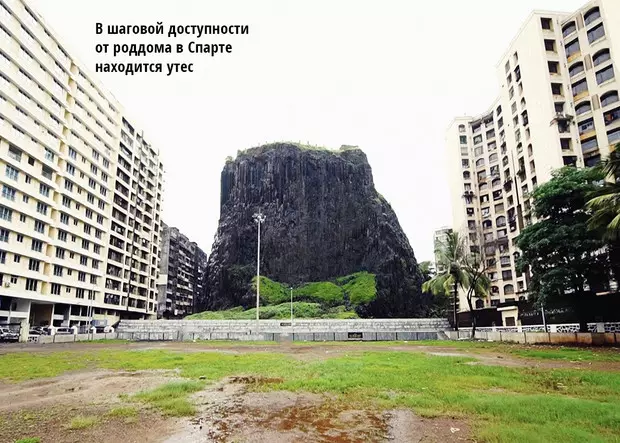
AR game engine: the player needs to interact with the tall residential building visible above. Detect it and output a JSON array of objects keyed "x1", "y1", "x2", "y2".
[
  {"x1": 446, "y1": 0, "x2": 619, "y2": 313},
  {"x1": 157, "y1": 223, "x2": 207, "y2": 318},
  {"x1": 0, "y1": 0, "x2": 164, "y2": 328},
  {"x1": 433, "y1": 227, "x2": 452, "y2": 274}
]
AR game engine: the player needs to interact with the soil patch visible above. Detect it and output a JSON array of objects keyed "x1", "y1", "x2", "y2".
[
  {"x1": 0, "y1": 369, "x2": 180, "y2": 412},
  {"x1": 0, "y1": 404, "x2": 170, "y2": 443},
  {"x1": 165, "y1": 377, "x2": 473, "y2": 442}
]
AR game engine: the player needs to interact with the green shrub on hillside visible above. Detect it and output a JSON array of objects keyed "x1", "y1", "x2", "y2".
[
  {"x1": 338, "y1": 272, "x2": 377, "y2": 306},
  {"x1": 294, "y1": 281, "x2": 344, "y2": 306},
  {"x1": 252, "y1": 276, "x2": 289, "y2": 305}
]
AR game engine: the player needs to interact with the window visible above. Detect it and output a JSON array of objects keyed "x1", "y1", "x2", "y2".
[
  {"x1": 601, "y1": 91, "x2": 619, "y2": 108},
  {"x1": 82, "y1": 239, "x2": 90, "y2": 250},
  {"x1": 66, "y1": 164, "x2": 75, "y2": 175},
  {"x1": 78, "y1": 271, "x2": 86, "y2": 282},
  {"x1": 596, "y1": 65, "x2": 614, "y2": 85},
  {"x1": 0, "y1": 205, "x2": 13, "y2": 222},
  {"x1": 56, "y1": 247, "x2": 65, "y2": 259},
  {"x1": 34, "y1": 220, "x2": 45, "y2": 233},
  {"x1": 8, "y1": 146, "x2": 22, "y2": 162},
  {"x1": 504, "y1": 284, "x2": 515, "y2": 295},
  {"x1": 0, "y1": 229, "x2": 8, "y2": 242},
  {"x1": 13, "y1": 254, "x2": 20, "y2": 263},
  {"x1": 68, "y1": 147, "x2": 77, "y2": 159},
  {"x1": 562, "y1": 21, "x2": 576, "y2": 37},
  {"x1": 584, "y1": 7, "x2": 600, "y2": 26},
  {"x1": 31, "y1": 239, "x2": 43, "y2": 252},
  {"x1": 502, "y1": 270, "x2": 513, "y2": 280},
  {"x1": 36, "y1": 202, "x2": 48, "y2": 215},
  {"x1": 473, "y1": 135, "x2": 482, "y2": 145},
  {"x1": 489, "y1": 153, "x2": 498, "y2": 163},
  {"x1": 604, "y1": 107, "x2": 620, "y2": 126},
  {"x1": 561, "y1": 138, "x2": 572, "y2": 151},
  {"x1": 551, "y1": 83, "x2": 563, "y2": 96},
  {"x1": 93, "y1": 244, "x2": 101, "y2": 254},
  {"x1": 80, "y1": 255, "x2": 88, "y2": 265},
  {"x1": 541, "y1": 17, "x2": 552, "y2": 30},
  {"x1": 58, "y1": 230, "x2": 67, "y2": 242},
  {"x1": 579, "y1": 118, "x2": 595, "y2": 135},
  {"x1": 588, "y1": 23, "x2": 605, "y2": 44},
  {"x1": 581, "y1": 137, "x2": 598, "y2": 152},
  {"x1": 548, "y1": 61, "x2": 559, "y2": 74},
  {"x1": 76, "y1": 288, "x2": 85, "y2": 299},
  {"x1": 62, "y1": 196, "x2": 71, "y2": 208},
  {"x1": 5, "y1": 165, "x2": 18, "y2": 181},
  {"x1": 39, "y1": 183, "x2": 50, "y2": 197},
  {"x1": 16, "y1": 234, "x2": 23, "y2": 242},
  {"x1": 609, "y1": 128, "x2": 620, "y2": 144},
  {"x1": 565, "y1": 39, "x2": 580, "y2": 58},
  {"x1": 53, "y1": 265, "x2": 63, "y2": 276},
  {"x1": 572, "y1": 78, "x2": 588, "y2": 96},
  {"x1": 544, "y1": 39, "x2": 556, "y2": 52},
  {"x1": 28, "y1": 258, "x2": 40, "y2": 272},
  {"x1": 569, "y1": 62, "x2": 584, "y2": 77},
  {"x1": 576, "y1": 101, "x2": 592, "y2": 115},
  {"x1": 463, "y1": 171, "x2": 471, "y2": 180},
  {"x1": 2, "y1": 185, "x2": 16, "y2": 201},
  {"x1": 41, "y1": 165, "x2": 52, "y2": 180},
  {"x1": 476, "y1": 158, "x2": 485, "y2": 167},
  {"x1": 44, "y1": 148, "x2": 55, "y2": 162},
  {"x1": 593, "y1": 49, "x2": 611, "y2": 67},
  {"x1": 51, "y1": 283, "x2": 61, "y2": 295},
  {"x1": 60, "y1": 213, "x2": 69, "y2": 224},
  {"x1": 459, "y1": 135, "x2": 467, "y2": 144},
  {"x1": 462, "y1": 159, "x2": 470, "y2": 169},
  {"x1": 25, "y1": 279, "x2": 38, "y2": 291}
]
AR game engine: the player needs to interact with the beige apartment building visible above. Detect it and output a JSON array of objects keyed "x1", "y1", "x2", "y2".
[
  {"x1": 0, "y1": 0, "x2": 164, "y2": 328},
  {"x1": 446, "y1": 0, "x2": 620, "y2": 315}
]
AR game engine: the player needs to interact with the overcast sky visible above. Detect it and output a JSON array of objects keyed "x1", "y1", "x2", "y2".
[{"x1": 32, "y1": 0, "x2": 584, "y2": 263}]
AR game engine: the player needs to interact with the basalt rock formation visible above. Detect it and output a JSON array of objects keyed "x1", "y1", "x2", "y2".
[{"x1": 201, "y1": 143, "x2": 432, "y2": 317}]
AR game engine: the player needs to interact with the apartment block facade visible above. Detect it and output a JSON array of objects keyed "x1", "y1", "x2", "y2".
[
  {"x1": 157, "y1": 223, "x2": 207, "y2": 318},
  {"x1": 446, "y1": 0, "x2": 620, "y2": 313},
  {"x1": 0, "y1": 0, "x2": 164, "y2": 328}
]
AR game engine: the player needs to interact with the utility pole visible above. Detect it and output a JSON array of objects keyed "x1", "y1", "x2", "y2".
[
  {"x1": 290, "y1": 286, "x2": 293, "y2": 325},
  {"x1": 253, "y1": 212, "x2": 266, "y2": 332}
]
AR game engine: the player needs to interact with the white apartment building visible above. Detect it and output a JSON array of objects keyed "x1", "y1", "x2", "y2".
[
  {"x1": 446, "y1": 0, "x2": 620, "y2": 315},
  {"x1": 433, "y1": 227, "x2": 452, "y2": 275},
  {"x1": 0, "y1": 0, "x2": 164, "y2": 328}
]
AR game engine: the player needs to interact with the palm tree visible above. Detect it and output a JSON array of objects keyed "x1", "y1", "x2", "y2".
[
  {"x1": 422, "y1": 231, "x2": 471, "y2": 331},
  {"x1": 587, "y1": 145, "x2": 620, "y2": 240}
]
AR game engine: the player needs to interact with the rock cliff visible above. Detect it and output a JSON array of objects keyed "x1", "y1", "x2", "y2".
[{"x1": 202, "y1": 142, "x2": 431, "y2": 317}]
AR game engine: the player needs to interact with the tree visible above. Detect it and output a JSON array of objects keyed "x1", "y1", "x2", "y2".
[
  {"x1": 516, "y1": 167, "x2": 609, "y2": 332},
  {"x1": 422, "y1": 231, "x2": 470, "y2": 331},
  {"x1": 587, "y1": 145, "x2": 620, "y2": 239},
  {"x1": 462, "y1": 228, "x2": 491, "y2": 337},
  {"x1": 586, "y1": 145, "x2": 620, "y2": 281}
]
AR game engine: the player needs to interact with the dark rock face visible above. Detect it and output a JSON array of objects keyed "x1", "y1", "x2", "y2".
[{"x1": 202, "y1": 143, "x2": 430, "y2": 317}]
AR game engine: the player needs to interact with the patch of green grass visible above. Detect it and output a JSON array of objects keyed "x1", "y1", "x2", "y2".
[
  {"x1": 14, "y1": 438, "x2": 41, "y2": 443},
  {"x1": 67, "y1": 415, "x2": 99, "y2": 430},
  {"x1": 107, "y1": 406, "x2": 138, "y2": 418},
  {"x1": 0, "y1": 352, "x2": 90, "y2": 382},
  {"x1": 133, "y1": 381, "x2": 204, "y2": 416}
]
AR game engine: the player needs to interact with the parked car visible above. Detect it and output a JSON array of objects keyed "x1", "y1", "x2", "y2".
[
  {"x1": 0, "y1": 328, "x2": 19, "y2": 342},
  {"x1": 55, "y1": 327, "x2": 74, "y2": 335}
]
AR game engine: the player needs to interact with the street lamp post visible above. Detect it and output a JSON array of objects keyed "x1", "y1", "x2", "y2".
[
  {"x1": 290, "y1": 287, "x2": 293, "y2": 324},
  {"x1": 253, "y1": 212, "x2": 266, "y2": 332}
]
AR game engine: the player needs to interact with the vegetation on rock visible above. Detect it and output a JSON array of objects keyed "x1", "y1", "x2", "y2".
[{"x1": 189, "y1": 272, "x2": 375, "y2": 319}]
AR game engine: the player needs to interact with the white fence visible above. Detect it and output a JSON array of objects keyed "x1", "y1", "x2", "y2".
[{"x1": 476, "y1": 322, "x2": 620, "y2": 334}]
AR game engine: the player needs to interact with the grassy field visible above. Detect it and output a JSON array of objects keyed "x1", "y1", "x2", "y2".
[{"x1": 1, "y1": 342, "x2": 619, "y2": 442}]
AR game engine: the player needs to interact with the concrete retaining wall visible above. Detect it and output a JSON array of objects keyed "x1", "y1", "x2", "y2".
[
  {"x1": 31, "y1": 333, "x2": 119, "y2": 344},
  {"x1": 445, "y1": 330, "x2": 620, "y2": 346},
  {"x1": 117, "y1": 318, "x2": 451, "y2": 335}
]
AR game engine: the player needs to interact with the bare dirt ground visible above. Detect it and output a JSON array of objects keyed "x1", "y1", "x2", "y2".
[
  {"x1": 164, "y1": 376, "x2": 471, "y2": 443},
  {"x1": 0, "y1": 369, "x2": 180, "y2": 443}
]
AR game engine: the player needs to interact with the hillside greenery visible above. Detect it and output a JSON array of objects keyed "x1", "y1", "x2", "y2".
[{"x1": 187, "y1": 272, "x2": 376, "y2": 320}]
